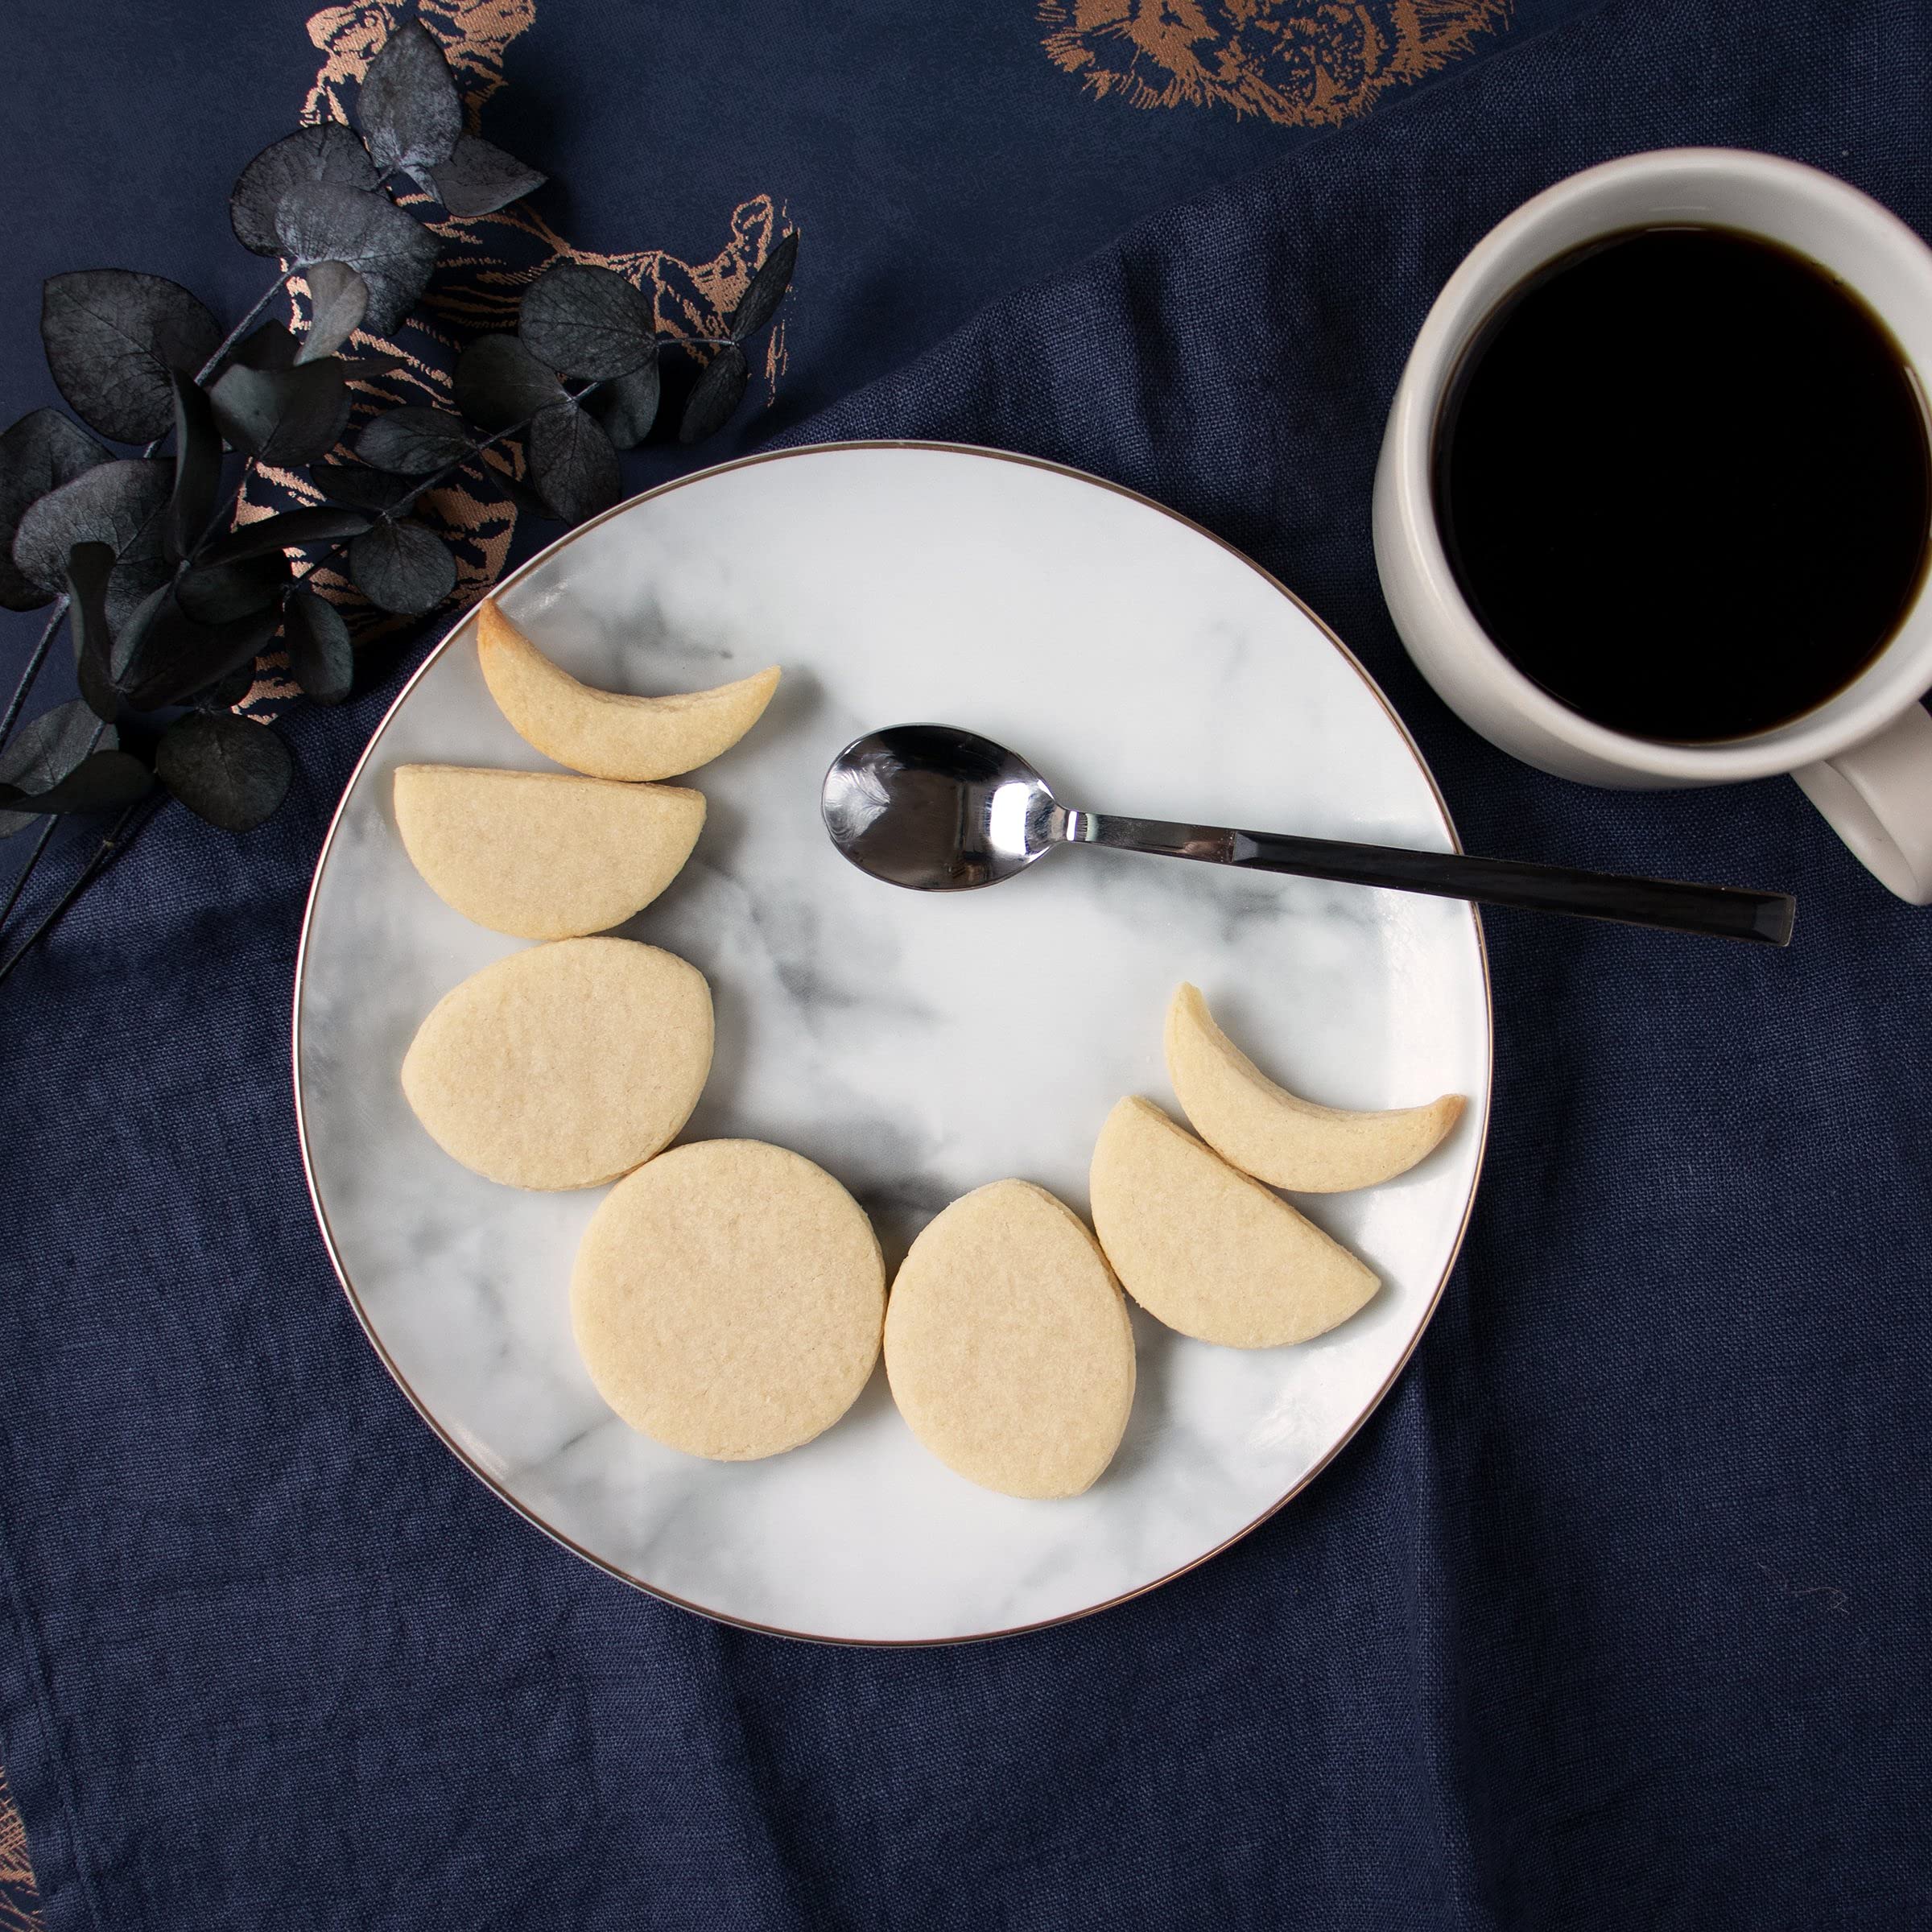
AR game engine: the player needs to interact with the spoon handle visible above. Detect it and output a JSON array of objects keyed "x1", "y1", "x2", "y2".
[{"x1": 1069, "y1": 813, "x2": 1795, "y2": 945}]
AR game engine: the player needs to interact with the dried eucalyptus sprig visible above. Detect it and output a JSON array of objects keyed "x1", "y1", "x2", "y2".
[{"x1": 0, "y1": 11, "x2": 794, "y2": 985}]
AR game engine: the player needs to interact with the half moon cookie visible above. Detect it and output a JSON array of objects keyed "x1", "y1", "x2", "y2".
[
  {"x1": 1166, "y1": 982, "x2": 1464, "y2": 1191},
  {"x1": 885, "y1": 1180, "x2": 1136, "y2": 1500},
  {"x1": 393, "y1": 764, "x2": 704, "y2": 939},
  {"x1": 1089, "y1": 1096, "x2": 1378, "y2": 1348},
  {"x1": 572, "y1": 1140, "x2": 886, "y2": 1460},
  {"x1": 401, "y1": 936, "x2": 712, "y2": 1190},
  {"x1": 477, "y1": 599, "x2": 779, "y2": 781}
]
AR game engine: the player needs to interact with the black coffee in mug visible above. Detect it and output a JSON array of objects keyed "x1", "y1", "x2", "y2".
[{"x1": 1433, "y1": 225, "x2": 1932, "y2": 742}]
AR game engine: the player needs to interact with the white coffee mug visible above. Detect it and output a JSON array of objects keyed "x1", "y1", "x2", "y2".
[{"x1": 1374, "y1": 148, "x2": 1932, "y2": 902}]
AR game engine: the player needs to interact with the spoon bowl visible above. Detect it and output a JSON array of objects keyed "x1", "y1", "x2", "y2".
[{"x1": 820, "y1": 724, "x2": 1063, "y2": 891}]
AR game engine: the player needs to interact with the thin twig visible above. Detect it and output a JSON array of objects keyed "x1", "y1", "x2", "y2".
[
  {"x1": 0, "y1": 793, "x2": 159, "y2": 989},
  {"x1": 192, "y1": 272, "x2": 295, "y2": 389},
  {"x1": 135, "y1": 269, "x2": 298, "y2": 463},
  {"x1": 0, "y1": 815, "x2": 60, "y2": 937},
  {"x1": 298, "y1": 380, "x2": 603, "y2": 586},
  {"x1": 0, "y1": 596, "x2": 72, "y2": 754}
]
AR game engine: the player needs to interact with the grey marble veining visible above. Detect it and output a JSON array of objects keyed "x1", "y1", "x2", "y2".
[{"x1": 295, "y1": 446, "x2": 1491, "y2": 1642}]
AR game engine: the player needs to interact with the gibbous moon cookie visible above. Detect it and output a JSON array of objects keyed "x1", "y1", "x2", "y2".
[
  {"x1": 477, "y1": 600, "x2": 780, "y2": 782},
  {"x1": 885, "y1": 1180, "x2": 1136, "y2": 1500},
  {"x1": 1166, "y1": 982, "x2": 1464, "y2": 1192},
  {"x1": 393, "y1": 764, "x2": 705, "y2": 939},
  {"x1": 1089, "y1": 1096, "x2": 1378, "y2": 1348},
  {"x1": 401, "y1": 937, "x2": 712, "y2": 1190},
  {"x1": 572, "y1": 1140, "x2": 886, "y2": 1460}
]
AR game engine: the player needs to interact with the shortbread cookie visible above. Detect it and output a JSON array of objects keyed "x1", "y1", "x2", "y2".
[
  {"x1": 885, "y1": 1180, "x2": 1135, "y2": 1499},
  {"x1": 572, "y1": 1140, "x2": 885, "y2": 1460},
  {"x1": 401, "y1": 937, "x2": 712, "y2": 1190},
  {"x1": 1166, "y1": 982, "x2": 1464, "y2": 1191},
  {"x1": 1089, "y1": 1096, "x2": 1377, "y2": 1348},
  {"x1": 477, "y1": 600, "x2": 779, "y2": 781},
  {"x1": 393, "y1": 765, "x2": 704, "y2": 939}
]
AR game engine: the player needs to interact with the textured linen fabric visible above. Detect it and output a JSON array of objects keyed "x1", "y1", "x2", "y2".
[{"x1": 4, "y1": 1, "x2": 1931, "y2": 1927}]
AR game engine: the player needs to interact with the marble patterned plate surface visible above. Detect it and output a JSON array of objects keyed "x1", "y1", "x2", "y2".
[{"x1": 295, "y1": 443, "x2": 1491, "y2": 1645}]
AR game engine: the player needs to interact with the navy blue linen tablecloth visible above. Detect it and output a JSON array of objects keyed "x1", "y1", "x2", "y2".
[{"x1": 4, "y1": 0, "x2": 1931, "y2": 1926}]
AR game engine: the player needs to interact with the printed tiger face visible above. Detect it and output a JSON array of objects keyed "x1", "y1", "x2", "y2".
[
  {"x1": 1037, "y1": 0, "x2": 1509, "y2": 126},
  {"x1": 307, "y1": 0, "x2": 536, "y2": 119}
]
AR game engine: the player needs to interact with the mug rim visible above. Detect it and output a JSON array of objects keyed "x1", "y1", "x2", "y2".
[{"x1": 1385, "y1": 146, "x2": 1932, "y2": 783}]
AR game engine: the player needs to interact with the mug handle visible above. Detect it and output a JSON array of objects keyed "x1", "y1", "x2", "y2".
[{"x1": 1793, "y1": 700, "x2": 1932, "y2": 902}]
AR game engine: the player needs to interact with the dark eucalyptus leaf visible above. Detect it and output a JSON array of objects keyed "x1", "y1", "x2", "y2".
[
  {"x1": 121, "y1": 597, "x2": 281, "y2": 712},
  {"x1": 349, "y1": 518, "x2": 455, "y2": 613},
  {"x1": 229, "y1": 122, "x2": 378, "y2": 256},
  {"x1": 299, "y1": 262, "x2": 369, "y2": 362},
  {"x1": 283, "y1": 587, "x2": 353, "y2": 704},
  {"x1": 155, "y1": 712, "x2": 291, "y2": 832},
  {"x1": 275, "y1": 182, "x2": 440, "y2": 337},
  {"x1": 65, "y1": 540, "x2": 118, "y2": 722},
  {"x1": 483, "y1": 460, "x2": 556, "y2": 518},
  {"x1": 166, "y1": 371, "x2": 221, "y2": 563},
  {"x1": 527, "y1": 402, "x2": 620, "y2": 523},
  {"x1": 195, "y1": 661, "x2": 260, "y2": 712},
  {"x1": 233, "y1": 322, "x2": 301, "y2": 372},
  {"x1": 108, "y1": 555, "x2": 175, "y2": 634},
  {"x1": 102, "y1": 580, "x2": 172, "y2": 694},
  {"x1": 41, "y1": 270, "x2": 222, "y2": 444},
  {"x1": 312, "y1": 460, "x2": 419, "y2": 514},
  {"x1": 590, "y1": 358, "x2": 660, "y2": 450},
  {"x1": 677, "y1": 343, "x2": 749, "y2": 445},
  {"x1": 729, "y1": 229, "x2": 798, "y2": 343},
  {"x1": 176, "y1": 550, "x2": 291, "y2": 625},
  {"x1": 0, "y1": 749, "x2": 151, "y2": 819},
  {"x1": 357, "y1": 406, "x2": 473, "y2": 477},
  {"x1": 519, "y1": 262, "x2": 656, "y2": 381},
  {"x1": 359, "y1": 22, "x2": 462, "y2": 175},
  {"x1": 341, "y1": 352, "x2": 409, "y2": 379},
  {"x1": 0, "y1": 409, "x2": 108, "y2": 609},
  {"x1": 454, "y1": 333, "x2": 564, "y2": 431},
  {"x1": 196, "y1": 506, "x2": 372, "y2": 566},
  {"x1": 11, "y1": 458, "x2": 171, "y2": 598},
  {"x1": 208, "y1": 357, "x2": 351, "y2": 466},
  {"x1": 0, "y1": 696, "x2": 107, "y2": 791},
  {"x1": 431, "y1": 134, "x2": 547, "y2": 218},
  {"x1": 0, "y1": 699, "x2": 112, "y2": 836}
]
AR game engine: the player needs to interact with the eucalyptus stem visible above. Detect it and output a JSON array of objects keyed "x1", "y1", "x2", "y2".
[
  {"x1": 299, "y1": 379, "x2": 603, "y2": 586},
  {"x1": 0, "y1": 815, "x2": 60, "y2": 937},
  {"x1": 192, "y1": 271, "x2": 295, "y2": 388},
  {"x1": 134, "y1": 269, "x2": 297, "y2": 463},
  {"x1": 0, "y1": 792, "x2": 158, "y2": 989},
  {"x1": 0, "y1": 595, "x2": 70, "y2": 754}
]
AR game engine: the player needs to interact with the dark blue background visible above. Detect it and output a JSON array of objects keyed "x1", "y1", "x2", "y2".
[{"x1": 5, "y1": 1, "x2": 1930, "y2": 1927}]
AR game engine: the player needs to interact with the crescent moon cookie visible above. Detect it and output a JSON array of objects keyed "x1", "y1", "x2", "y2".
[
  {"x1": 572, "y1": 1141, "x2": 886, "y2": 1461},
  {"x1": 884, "y1": 1180, "x2": 1136, "y2": 1500},
  {"x1": 401, "y1": 937, "x2": 712, "y2": 1190},
  {"x1": 477, "y1": 599, "x2": 779, "y2": 782},
  {"x1": 1166, "y1": 982, "x2": 1464, "y2": 1191},
  {"x1": 393, "y1": 765, "x2": 705, "y2": 939},
  {"x1": 1089, "y1": 1096, "x2": 1378, "y2": 1348}
]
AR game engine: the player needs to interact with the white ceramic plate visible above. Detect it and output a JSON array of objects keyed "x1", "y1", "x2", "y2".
[{"x1": 295, "y1": 444, "x2": 1491, "y2": 1645}]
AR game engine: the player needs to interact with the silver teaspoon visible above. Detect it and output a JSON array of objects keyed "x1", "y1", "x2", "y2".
[{"x1": 820, "y1": 724, "x2": 1795, "y2": 945}]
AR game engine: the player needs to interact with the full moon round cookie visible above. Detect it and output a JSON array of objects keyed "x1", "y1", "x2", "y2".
[
  {"x1": 400, "y1": 936, "x2": 712, "y2": 1190},
  {"x1": 885, "y1": 1180, "x2": 1136, "y2": 1500},
  {"x1": 571, "y1": 1140, "x2": 886, "y2": 1461}
]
